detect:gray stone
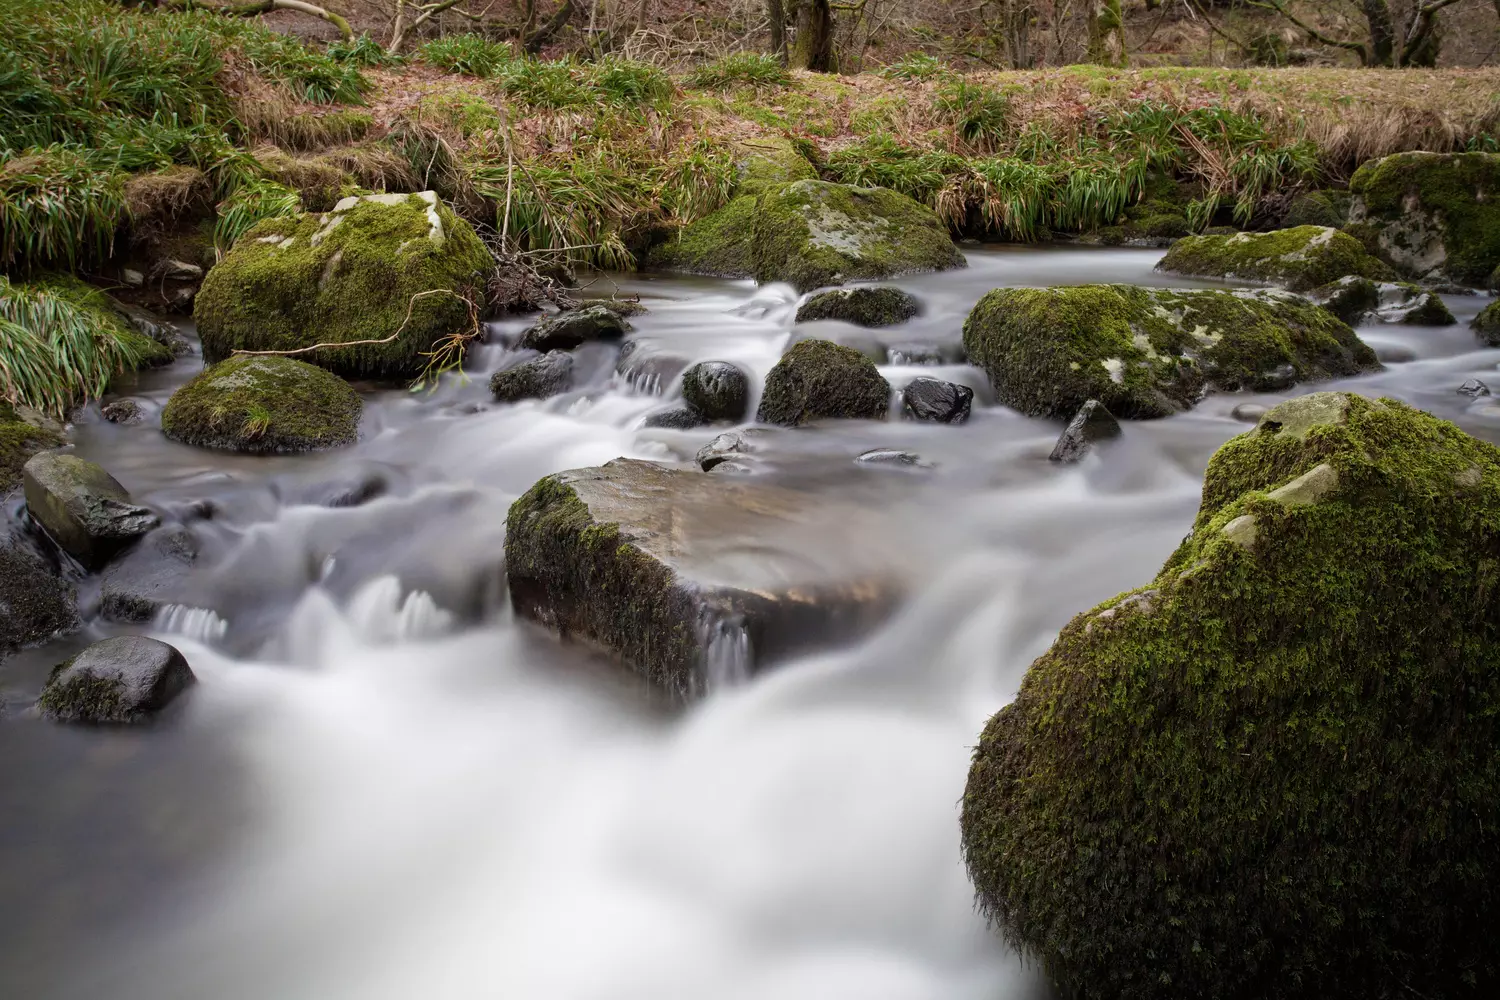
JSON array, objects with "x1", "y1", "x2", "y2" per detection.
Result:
[
  {"x1": 696, "y1": 429, "x2": 764, "y2": 471},
  {"x1": 38, "y1": 636, "x2": 195, "y2": 724},
  {"x1": 102, "y1": 399, "x2": 145, "y2": 425},
  {"x1": 0, "y1": 538, "x2": 77, "y2": 652},
  {"x1": 856, "y1": 449, "x2": 930, "y2": 468},
  {"x1": 157, "y1": 259, "x2": 203, "y2": 281},
  {"x1": 681, "y1": 361, "x2": 751, "y2": 422},
  {"x1": 1049, "y1": 400, "x2": 1123, "y2": 463},
  {"x1": 1232, "y1": 402, "x2": 1270, "y2": 423},
  {"x1": 902, "y1": 377, "x2": 973, "y2": 424},
  {"x1": 490, "y1": 351, "x2": 574, "y2": 402},
  {"x1": 642, "y1": 405, "x2": 706, "y2": 430},
  {"x1": 23, "y1": 452, "x2": 158, "y2": 568},
  {"x1": 100, "y1": 525, "x2": 198, "y2": 623},
  {"x1": 121, "y1": 268, "x2": 146, "y2": 288},
  {"x1": 518, "y1": 305, "x2": 629, "y2": 352},
  {"x1": 1458, "y1": 379, "x2": 1491, "y2": 398}
]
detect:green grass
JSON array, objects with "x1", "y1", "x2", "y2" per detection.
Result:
[
  {"x1": 877, "y1": 53, "x2": 949, "y2": 82},
  {"x1": 418, "y1": 34, "x2": 515, "y2": 77},
  {"x1": 689, "y1": 52, "x2": 790, "y2": 90},
  {"x1": 0, "y1": 146, "x2": 125, "y2": 271},
  {"x1": 213, "y1": 178, "x2": 302, "y2": 252}
]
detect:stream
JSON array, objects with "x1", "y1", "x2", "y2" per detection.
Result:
[{"x1": 1, "y1": 245, "x2": 1494, "y2": 1000}]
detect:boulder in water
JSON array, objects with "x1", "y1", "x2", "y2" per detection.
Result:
[
  {"x1": 194, "y1": 191, "x2": 492, "y2": 378},
  {"x1": 23, "y1": 451, "x2": 158, "y2": 567},
  {"x1": 901, "y1": 376, "x2": 972, "y2": 424},
  {"x1": 505, "y1": 458, "x2": 898, "y2": 696},
  {"x1": 1156, "y1": 225, "x2": 1393, "y2": 292},
  {"x1": 162, "y1": 355, "x2": 362, "y2": 454},
  {"x1": 1311, "y1": 276, "x2": 1456, "y2": 326},
  {"x1": 1474, "y1": 300, "x2": 1500, "y2": 345},
  {"x1": 101, "y1": 399, "x2": 145, "y2": 425},
  {"x1": 681, "y1": 361, "x2": 751, "y2": 422},
  {"x1": 962, "y1": 392, "x2": 1500, "y2": 1000},
  {"x1": 961, "y1": 285, "x2": 1378, "y2": 419},
  {"x1": 39, "y1": 636, "x2": 195, "y2": 724},
  {"x1": 490, "y1": 352, "x2": 574, "y2": 402},
  {"x1": 1048, "y1": 399, "x2": 1121, "y2": 463},
  {"x1": 100, "y1": 525, "x2": 198, "y2": 623},
  {"x1": 757, "y1": 339, "x2": 891, "y2": 426},
  {"x1": 642, "y1": 405, "x2": 707, "y2": 430},
  {"x1": 518, "y1": 305, "x2": 630, "y2": 352},
  {"x1": 0, "y1": 537, "x2": 77, "y2": 652},
  {"x1": 795, "y1": 287, "x2": 920, "y2": 327},
  {"x1": 1348, "y1": 151, "x2": 1500, "y2": 285},
  {"x1": 1458, "y1": 378, "x2": 1491, "y2": 398}
]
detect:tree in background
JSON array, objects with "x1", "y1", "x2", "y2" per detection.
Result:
[{"x1": 1087, "y1": 0, "x2": 1127, "y2": 65}]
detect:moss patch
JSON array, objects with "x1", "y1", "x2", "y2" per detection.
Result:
[
  {"x1": 961, "y1": 285, "x2": 1379, "y2": 419},
  {"x1": 194, "y1": 192, "x2": 492, "y2": 379},
  {"x1": 1157, "y1": 225, "x2": 1393, "y2": 291},
  {"x1": 1349, "y1": 151, "x2": 1500, "y2": 286},
  {"x1": 0, "y1": 401, "x2": 64, "y2": 495},
  {"x1": 162, "y1": 355, "x2": 362, "y2": 453},
  {"x1": 962, "y1": 393, "x2": 1500, "y2": 999},
  {"x1": 1474, "y1": 300, "x2": 1500, "y2": 346},
  {"x1": 757, "y1": 339, "x2": 891, "y2": 425},
  {"x1": 795, "y1": 286, "x2": 919, "y2": 327}
]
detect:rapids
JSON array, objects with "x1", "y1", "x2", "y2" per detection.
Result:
[{"x1": 1, "y1": 246, "x2": 1494, "y2": 999}]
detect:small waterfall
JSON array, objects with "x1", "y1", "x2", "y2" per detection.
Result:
[
  {"x1": 345, "y1": 575, "x2": 454, "y2": 642},
  {"x1": 155, "y1": 604, "x2": 229, "y2": 643},
  {"x1": 698, "y1": 611, "x2": 752, "y2": 692}
]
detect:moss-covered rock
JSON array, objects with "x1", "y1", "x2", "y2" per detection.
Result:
[
  {"x1": 504, "y1": 458, "x2": 897, "y2": 696},
  {"x1": 1156, "y1": 225, "x2": 1393, "y2": 292},
  {"x1": 39, "y1": 636, "x2": 195, "y2": 724},
  {"x1": 194, "y1": 191, "x2": 492, "y2": 379},
  {"x1": 795, "y1": 286, "x2": 919, "y2": 327},
  {"x1": 651, "y1": 180, "x2": 965, "y2": 293},
  {"x1": 1283, "y1": 189, "x2": 1351, "y2": 229},
  {"x1": 162, "y1": 355, "x2": 362, "y2": 453},
  {"x1": 1348, "y1": 151, "x2": 1500, "y2": 285},
  {"x1": 23, "y1": 451, "x2": 158, "y2": 568},
  {"x1": 0, "y1": 400, "x2": 64, "y2": 495},
  {"x1": 734, "y1": 136, "x2": 818, "y2": 192},
  {"x1": 1310, "y1": 276, "x2": 1456, "y2": 326},
  {"x1": 1474, "y1": 300, "x2": 1500, "y2": 345},
  {"x1": 0, "y1": 535, "x2": 76, "y2": 652},
  {"x1": 962, "y1": 285, "x2": 1378, "y2": 419},
  {"x1": 757, "y1": 339, "x2": 891, "y2": 425},
  {"x1": 962, "y1": 392, "x2": 1500, "y2": 999},
  {"x1": 490, "y1": 351, "x2": 573, "y2": 402},
  {"x1": 517, "y1": 305, "x2": 629, "y2": 351}
]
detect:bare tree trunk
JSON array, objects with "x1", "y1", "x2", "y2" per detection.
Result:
[
  {"x1": 790, "y1": 0, "x2": 834, "y2": 71},
  {"x1": 1362, "y1": 0, "x2": 1396, "y2": 65},
  {"x1": 768, "y1": 0, "x2": 786, "y2": 62}
]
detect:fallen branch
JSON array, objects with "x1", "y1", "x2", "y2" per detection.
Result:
[
  {"x1": 165, "y1": 1, "x2": 354, "y2": 41},
  {"x1": 229, "y1": 289, "x2": 468, "y2": 359}
]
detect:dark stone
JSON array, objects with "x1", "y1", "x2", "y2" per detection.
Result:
[
  {"x1": 856, "y1": 449, "x2": 929, "y2": 468},
  {"x1": 1232, "y1": 403, "x2": 1270, "y2": 423},
  {"x1": 1458, "y1": 379, "x2": 1491, "y2": 398},
  {"x1": 1049, "y1": 400, "x2": 1122, "y2": 463},
  {"x1": 757, "y1": 339, "x2": 891, "y2": 426},
  {"x1": 902, "y1": 377, "x2": 973, "y2": 424},
  {"x1": 643, "y1": 405, "x2": 706, "y2": 430},
  {"x1": 0, "y1": 537, "x2": 77, "y2": 652},
  {"x1": 38, "y1": 636, "x2": 195, "y2": 724},
  {"x1": 885, "y1": 342, "x2": 961, "y2": 365},
  {"x1": 518, "y1": 305, "x2": 629, "y2": 351},
  {"x1": 100, "y1": 526, "x2": 199, "y2": 623},
  {"x1": 697, "y1": 430, "x2": 761, "y2": 471},
  {"x1": 23, "y1": 451, "x2": 158, "y2": 568},
  {"x1": 1251, "y1": 363, "x2": 1299, "y2": 393},
  {"x1": 681, "y1": 361, "x2": 751, "y2": 421},
  {"x1": 102, "y1": 399, "x2": 145, "y2": 424},
  {"x1": 795, "y1": 287, "x2": 920, "y2": 327},
  {"x1": 1310, "y1": 276, "x2": 1380, "y2": 325},
  {"x1": 490, "y1": 351, "x2": 574, "y2": 402}
]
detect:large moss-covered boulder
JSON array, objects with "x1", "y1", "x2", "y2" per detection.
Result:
[
  {"x1": 506, "y1": 458, "x2": 898, "y2": 696},
  {"x1": 962, "y1": 392, "x2": 1500, "y2": 1000},
  {"x1": 194, "y1": 191, "x2": 491, "y2": 378},
  {"x1": 1156, "y1": 225, "x2": 1393, "y2": 291},
  {"x1": 795, "y1": 286, "x2": 920, "y2": 327},
  {"x1": 163, "y1": 355, "x2": 361, "y2": 453},
  {"x1": 757, "y1": 339, "x2": 891, "y2": 425},
  {"x1": 962, "y1": 285, "x2": 1378, "y2": 419},
  {"x1": 1348, "y1": 151, "x2": 1500, "y2": 285},
  {"x1": 650, "y1": 180, "x2": 965, "y2": 293}
]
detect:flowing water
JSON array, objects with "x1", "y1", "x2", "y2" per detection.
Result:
[{"x1": 0, "y1": 246, "x2": 1495, "y2": 1000}]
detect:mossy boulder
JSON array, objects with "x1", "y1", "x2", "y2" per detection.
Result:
[
  {"x1": 961, "y1": 285, "x2": 1378, "y2": 419},
  {"x1": 490, "y1": 351, "x2": 574, "y2": 402},
  {"x1": 734, "y1": 136, "x2": 818, "y2": 192},
  {"x1": 1474, "y1": 300, "x2": 1500, "y2": 345},
  {"x1": 162, "y1": 355, "x2": 362, "y2": 453},
  {"x1": 1310, "y1": 276, "x2": 1456, "y2": 326},
  {"x1": 1156, "y1": 225, "x2": 1393, "y2": 292},
  {"x1": 1348, "y1": 151, "x2": 1500, "y2": 285},
  {"x1": 962, "y1": 392, "x2": 1500, "y2": 999},
  {"x1": 795, "y1": 286, "x2": 920, "y2": 327},
  {"x1": 757, "y1": 339, "x2": 891, "y2": 425},
  {"x1": 1283, "y1": 189, "x2": 1351, "y2": 229},
  {"x1": 650, "y1": 180, "x2": 965, "y2": 293},
  {"x1": 0, "y1": 401, "x2": 64, "y2": 495},
  {"x1": 39, "y1": 636, "x2": 195, "y2": 724},
  {"x1": 194, "y1": 191, "x2": 492, "y2": 379},
  {"x1": 517, "y1": 305, "x2": 629, "y2": 351}
]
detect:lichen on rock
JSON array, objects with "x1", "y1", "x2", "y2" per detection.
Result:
[
  {"x1": 162, "y1": 355, "x2": 362, "y2": 453},
  {"x1": 194, "y1": 191, "x2": 492, "y2": 379},
  {"x1": 1348, "y1": 151, "x2": 1500, "y2": 286},
  {"x1": 962, "y1": 392, "x2": 1500, "y2": 1000},
  {"x1": 757, "y1": 339, "x2": 891, "y2": 425},
  {"x1": 1156, "y1": 225, "x2": 1393, "y2": 291},
  {"x1": 961, "y1": 284, "x2": 1378, "y2": 419}
]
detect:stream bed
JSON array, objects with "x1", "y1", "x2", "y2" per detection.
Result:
[{"x1": 1, "y1": 245, "x2": 1495, "y2": 1000}]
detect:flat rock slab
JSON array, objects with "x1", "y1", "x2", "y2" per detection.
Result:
[{"x1": 505, "y1": 458, "x2": 899, "y2": 696}]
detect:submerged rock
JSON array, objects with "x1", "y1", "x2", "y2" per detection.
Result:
[
  {"x1": 1474, "y1": 300, "x2": 1500, "y2": 345},
  {"x1": 901, "y1": 376, "x2": 972, "y2": 424},
  {"x1": 1048, "y1": 399, "x2": 1121, "y2": 463},
  {"x1": 505, "y1": 458, "x2": 898, "y2": 695},
  {"x1": 795, "y1": 287, "x2": 920, "y2": 327},
  {"x1": 962, "y1": 392, "x2": 1500, "y2": 1000},
  {"x1": 490, "y1": 351, "x2": 574, "y2": 402},
  {"x1": 0, "y1": 537, "x2": 77, "y2": 652},
  {"x1": 1156, "y1": 225, "x2": 1392, "y2": 291},
  {"x1": 757, "y1": 339, "x2": 891, "y2": 426},
  {"x1": 162, "y1": 355, "x2": 362, "y2": 454},
  {"x1": 23, "y1": 451, "x2": 158, "y2": 568},
  {"x1": 100, "y1": 525, "x2": 198, "y2": 623},
  {"x1": 518, "y1": 305, "x2": 629, "y2": 352},
  {"x1": 39, "y1": 636, "x2": 195, "y2": 724},
  {"x1": 1348, "y1": 151, "x2": 1500, "y2": 286},
  {"x1": 855, "y1": 449, "x2": 929, "y2": 468},
  {"x1": 641, "y1": 405, "x2": 706, "y2": 430},
  {"x1": 195, "y1": 191, "x2": 492, "y2": 379},
  {"x1": 961, "y1": 285, "x2": 1379, "y2": 419},
  {"x1": 650, "y1": 180, "x2": 966, "y2": 293},
  {"x1": 680, "y1": 361, "x2": 751, "y2": 422},
  {"x1": 615, "y1": 341, "x2": 686, "y2": 394},
  {"x1": 696, "y1": 429, "x2": 763, "y2": 471}
]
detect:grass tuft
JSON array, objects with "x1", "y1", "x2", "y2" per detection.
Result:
[{"x1": 689, "y1": 53, "x2": 790, "y2": 90}]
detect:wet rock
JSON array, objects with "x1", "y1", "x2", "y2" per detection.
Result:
[
  {"x1": 1231, "y1": 402, "x2": 1270, "y2": 423},
  {"x1": 650, "y1": 180, "x2": 966, "y2": 293},
  {"x1": 0, "y1": 537, "x2": 77, "y2": 652},
  {"x1": 615, "y1": 341, "x2": 687, "y2": 394},
  {"x1": 901, "y1": 376, "x2": 972, "y2": 424},
  {"x1": 1157, "y1": 226, "x2": 1393, "y2": 292},
  {"x1": 1315, "y1": 278, "x2": 1459, "y2": 327},
  {"x1": 642, "y1": 405, "x2": 707, "y2": 430},
  {"x1": 856, "y1": 449, "x2": 929, "y2": 468},
  {"x1": 101, "y1": 399, "x2": 145, "y2": 425},
  {"x1": 962, "y1": 285, "x2": 1378, "y2": 419},
  {"x1": 696, "y1": 429, "x2": 762, "y2": 471},
  {"x1": 1458, "y1": 379, "x2": 1491, "y2": 398},
  {"x1": 490, "y1": 351, "x2": 574, "y2": 402},
  {"x1": 681, "y1": 361, "x2": 751, "y2": 421},
  {"x1": 1308, "y1": 275, "x2": 1380, "y2": 325},
  {"x1": 163, "y1": 355, "x2": 361, "y2": 454},
  {"x1": 121, "y1": 268, "x2": 146, "y2": 288},
  {"x1": 1, "y1": 400, "x2": 65, "y2": 495},
  {"x1": 576, "y1": 297, "x2": 647, "y2": 318},
  {"x1": 100, "y1": 525, "x2": 198, "y2": 623},
  {"x1": 796, "y1": 287, "x2": 920, "y2": 327},
  {"x1": 115, "y1": 301, "x2": 192, "y2": 356},
  {"x1": 39, "y1": 636, "x2": 195, "y2": 724},
  {"x1": 963, "y1": 392, "x2": 1500, "y2": 1000},
  {"x1": 165, "y1": 285, "x2": 197, "y2": 314},
  {"x1": 1348, "y1": 151, "x2": 1500, "y2": 285},
  {"x1": 1473, "y1": 301, "x2": 1500, "y2": 346},
  {"x1": 757, "y1": 340, "x2": 891, "y2": 426},
  {"x1": 157, "y1": 259, "x2": 203, "y2": 282},
  {"x1": 23, "y1": 451, "x2": 158, "y2": 568},
  {"x1": 1252, "y1": 363, "x2": 1298, "y2": 392},
  {"x1": 1048, "y1": 399, "x2": 1122, "y2": 463},
  {"x1": 505, "y1": 458, "x2": 899, "y2": 696},
  {"x1": 518, "y1": 305, "x2": 629, "y2": 352}
]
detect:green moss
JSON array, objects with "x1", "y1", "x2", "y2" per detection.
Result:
[
  {"x1": 963, "y1": 393, "x2": 1500, "y2": 999},
  {"x1": 161, "y1": 355, "x2": 362, "y2": 453},
  {"x1": 1283, "y1": 189, "x2": 1351, "y2": 228},
  {"x1": 416, "y1": 91, "x2": 502, "y2": 139},
  {"x1": 734, "y1": 136, "x2": 818, "y2": 193},
  {"x1": 194, "y1": 192, "x2": 492, "y2": 379},
  {"x1": 0, "y1": 540, "x2": 76, "y2": 651},
  {"x1": 36, "y1": 656, "x2": 127, "y2": 722},
  {"x1": 278, "y1": 108, "x2": 374, "y2": 151},
  {"x1": 795, "y1": 286, "x2": 919, "y2": 327},
  {"x1": 0, "y1": 401, "x2": 63, "y2": 494},
  {"x1": 961, "y1": 285, "x2": 1378, "y2": 419},
  {"x1": 1158, "y1": 225, "x2": 1394, "y2": 291},
  {"x1": 756, "y1": 339, "x2": 891, "y2": 425},
  {"x1": 648, "y1": 193, "x2": 759, "y2": 279},
  {"x1": 1349, "y1": 151, "x2": 1500, "y2": 285},
  {"x1": 1474, "y1": 300, "x2": 1500, "y2": 345}
]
